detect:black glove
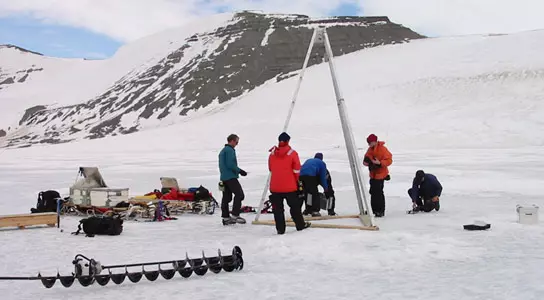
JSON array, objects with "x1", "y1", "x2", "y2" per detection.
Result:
[
  {"x1": 239, "y1": 169, "x2": 247, "y2": 176},
  {"x1": 363, "y1": 157, "x2": 380, "y2": 171},
  {"x1": 297, "y1": 181, "x2": 305, "y2": 199}
]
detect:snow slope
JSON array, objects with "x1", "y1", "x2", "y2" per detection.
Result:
[
  {"x1": 1, "y1": 29, "x2": 544, "y2": 300},
  {"x1": 0, "y1": 13, "x2": 236, "y2": 136}
]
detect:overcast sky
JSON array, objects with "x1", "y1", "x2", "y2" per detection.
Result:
[{"x1": 0, "y1": 0, "x2": 543, "y2": 58}]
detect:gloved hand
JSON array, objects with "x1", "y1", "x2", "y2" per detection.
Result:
[
  {"x1": 297, "y1": 181, "x2": 304, "y2": 192},
  {"x1": 239, "y1": 169, "x2": 247, "y2": 176},
  {"x1": 431, "y1": 196, "x2": 439, "y2": 202},
  {"x1": 297, "y1": 181, "x2": 305, "y2": 199}
]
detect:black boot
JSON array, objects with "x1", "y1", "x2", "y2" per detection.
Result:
[
  {"x1": 222, "y1": 217, "x2": 237, "y2": 225},
  {"x1": 297, "y1": 222, "x2": 311, "y2": 231}
]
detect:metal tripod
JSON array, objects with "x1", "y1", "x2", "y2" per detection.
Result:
[{"x1": 253, "y1": 26, "x2": 375, "y2": 227}]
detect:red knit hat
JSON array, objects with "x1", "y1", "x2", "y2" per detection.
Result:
[{"x1": 367, "y1": 134, "x2": 378, "y2": 144}]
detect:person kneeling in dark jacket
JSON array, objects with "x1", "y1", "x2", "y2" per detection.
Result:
[
  {"x1": 408, "y1": 170, "x2": 443, "y2": 212},
  {"x1": 300, "y1": 152, "x2": 329, "y2": 217}
]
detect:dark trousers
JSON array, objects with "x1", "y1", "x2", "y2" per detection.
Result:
[
  {"x1": 270, "y1": 192, "x2": 306, "y2": 234},
  {"x1": 221, "y1": 178, "x2": 244, "y2": 218},
  {"x1": 369, "y1": 179, "x2": 385, "y2": 215},
  {"x1": 408, "y1": 188, "x2": 436, "y2": 212},
  {"x1": 300, "y1": 175, "x2": 320, "y2": 212}
]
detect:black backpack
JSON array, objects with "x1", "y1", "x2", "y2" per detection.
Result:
[
  {"x1": 72, "y1": 215, "x2": 123, "y2": 237},
  {"x1": 31, "y1": 190, "x2": 61, "y2": 213},
  {"x1": 193, "y1": 185, "x2": 211, "y2": 201}
]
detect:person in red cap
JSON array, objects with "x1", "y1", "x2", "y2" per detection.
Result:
[
  {"x1": 363, "y1": 133, "x2": 393, "y2": 217},
  {"x1": 268, "y1": 132, "x2": 310, "y2": 234}
]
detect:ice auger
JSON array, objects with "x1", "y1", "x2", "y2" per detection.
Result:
[{"x1": 0, "y1": 245, "x2": 243, "y2": 288}]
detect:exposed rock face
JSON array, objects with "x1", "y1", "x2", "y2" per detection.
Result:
[
  {"x1": 19, "y1": 105, "x2": 47, "y2": 125},
  {"x1": 0, "y1": 66, "x2": 43, "y2": 90},
  {"x1": 4, "y1": 12, "x2": 425, "y2": 148}
]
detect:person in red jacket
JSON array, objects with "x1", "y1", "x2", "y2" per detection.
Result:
[
  {"x1": 268, "y1": 132, "x2": 310, "y2": 234},
  {"x1": 363, "y1": 133, "x2": 393, "y2": 217}
]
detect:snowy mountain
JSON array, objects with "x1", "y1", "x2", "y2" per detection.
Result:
[
  {"x1": 0, "y1": 11, "x2": 424, "y2": 148},
  {"x1": 0, "y1": 45, "x2": 44, "y2": 91}
]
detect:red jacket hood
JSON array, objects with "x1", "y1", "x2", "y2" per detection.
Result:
[{"x1": 370, "y1": 141, "x2": 386, "y2": 148}]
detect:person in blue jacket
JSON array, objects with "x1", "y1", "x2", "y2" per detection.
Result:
[
  {"x1": 300, "y1": 152, "x2": 329, "y2": 217},
  {"x1": 408, "y1": 170, "x2": 443, "y2": 212},
  {"x1": 218, "y1": 134, "x2": 247, "y2": 225}
]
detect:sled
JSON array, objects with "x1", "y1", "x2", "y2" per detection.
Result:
[{"x1": 0, "y1": 212, "x2": 57, "y2": 229}]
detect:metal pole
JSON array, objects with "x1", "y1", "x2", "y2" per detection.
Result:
[
  {"x1": 254, "y1": 29, "x2": 318, "y2": 222},
  {"x1": 56, "y1": 198, "x2": 61, "y2": 228},
  {"x1": 322, "y1": 28, "x2": 374, "y2": 225},
  {"x1": 320, "y1": 28, "x2": 364, "y2": 213},
  {"x1": 281, "y1": 28, "x2": 318, "y2": 131}
]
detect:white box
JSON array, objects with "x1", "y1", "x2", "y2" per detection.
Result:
[
  {"x1": 516, "y1": 205, "x2": 539, "y2": 224},
  {"x1": 69, "y1": 167, "x2": 129, "y2": 207},
  {"x1": 70, "y1": 187, "x2": 129, "y2": 207}
]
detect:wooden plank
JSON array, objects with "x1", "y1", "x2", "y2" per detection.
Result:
[
  {"x1": 0, "y1": 212, "x2": 57, "y2": 219},
  {"x1": 252, "y1": 220, "x2": 379, "y2": 231},
  {"x1": 288, "y1": 214, "x2": 361, "y2": 221},
  {"x1": 0, "y1": 213, "x2": 58, "y2": 229}
]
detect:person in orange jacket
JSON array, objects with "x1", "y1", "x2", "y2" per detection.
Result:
[
  {"x1": 268, "y1": 132, "x2": 310, "y2": 234},
  {"x1": 363, "y1": 134, "x2": 393, "y2": 217}
]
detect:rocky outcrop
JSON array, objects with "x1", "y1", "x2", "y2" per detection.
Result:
[
  {"x1": 5, "y1": 12, "x2": 425, "y2": 148},
  {"x1": 0, "y1": 66, "x2": 43, "y2": 90}
]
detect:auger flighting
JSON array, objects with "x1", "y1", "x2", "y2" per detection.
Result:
[{"x1": 0, "y1": 246, "x2": 243, "y2": 288}]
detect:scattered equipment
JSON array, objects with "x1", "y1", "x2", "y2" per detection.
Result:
[
  {"x1": 69, "y1": 167, "x2": 129, "y2": 207},
  {"x1": 463, "y1": 220, "x2": 491, "y2": 231},
  {"x1": 516, "y1": 204, "x2": 539, "y2": 224}
]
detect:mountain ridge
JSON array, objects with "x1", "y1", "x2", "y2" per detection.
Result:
[{"x1": 0, "y1": 11, "x2": 425, "y2": 148}]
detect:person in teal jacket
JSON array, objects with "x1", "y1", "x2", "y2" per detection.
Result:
[{"x1": 218, "y1": 134, "x2": 247, "y2": 225}]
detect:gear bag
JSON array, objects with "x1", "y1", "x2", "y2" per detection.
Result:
[
  {"x1": 31, "y1": 190, "x2": 61, "y2": 213},
  {"x1": 318, "y1": 192, "x2": 334, "y2": 210},
  {"x1": 72, "y1": 214, "x2": 123, "y2": 237},
  {"x1": 192, "y1": 185, "x2": 211, "y2": 201}
]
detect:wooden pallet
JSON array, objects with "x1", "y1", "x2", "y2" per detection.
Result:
[
  {"x1": 288, "y1": 214, "x2": 361, "y2": 222},
  {"x1": 0, "y1": 212, "x2": 57, "y2": 229},
  {"x1": 252, "y1": 218, "x2": 379, "y2": 231}
]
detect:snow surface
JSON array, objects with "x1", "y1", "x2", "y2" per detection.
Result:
[{"x1": 1, "y1": 28, "x2": 544, "y2": 300}]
